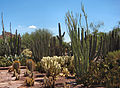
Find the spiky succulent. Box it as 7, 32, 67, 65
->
12, 61, 20, 74
21, 49, 32, 57
41, 56, 61, 77
26, 59, 35, 72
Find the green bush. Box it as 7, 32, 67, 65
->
77, 50, 120, 87
0, 56, 12, 67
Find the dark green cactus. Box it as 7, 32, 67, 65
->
57, 23, 65, 56
65, 6, 104, 78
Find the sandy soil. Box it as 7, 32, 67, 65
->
0, 68, 80, 88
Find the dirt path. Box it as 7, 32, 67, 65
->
0, 69, 81, 88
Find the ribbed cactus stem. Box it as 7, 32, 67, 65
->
57, 23, 65, 55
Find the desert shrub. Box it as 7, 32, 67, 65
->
67, 56, 75, 74
0, 56, 12, 67
22, 29, 52, 61
77, 50, 120, 87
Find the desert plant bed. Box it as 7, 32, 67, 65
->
0, 68, 87, 88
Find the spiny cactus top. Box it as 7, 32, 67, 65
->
26, 59, 35, 72
13, 61, 20, 70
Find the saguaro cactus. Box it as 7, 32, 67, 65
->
57, 23, 65, 56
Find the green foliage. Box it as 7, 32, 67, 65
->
77, 50, 120, 87
22, 29, 52, 61
0, 56, 12, 67
65, 7, 90, 77
0, 39, 6, 56
36, 61, 45, 73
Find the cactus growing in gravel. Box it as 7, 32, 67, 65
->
12, 61, 20, 74
40, 56, 61, 77
25, 73, 34, 86
25, 77, 34, 86
43, 76, 54, 88
26, 59, 35, 72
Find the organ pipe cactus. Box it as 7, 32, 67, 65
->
65, 5, 102, 78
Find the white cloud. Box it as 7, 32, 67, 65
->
28, 25, 37, 29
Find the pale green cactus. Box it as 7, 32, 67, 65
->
41, 56, 61, 77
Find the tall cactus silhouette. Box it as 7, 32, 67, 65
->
57, 23, 65, 56
65, 5, 103, 77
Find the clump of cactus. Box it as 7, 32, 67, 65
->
62, 67, 70, 77
21, 49, 32, 57
41, 56, 62, 88
40, 56, 75, 75
41, 56, 61, 77
12, 61, 20, 74
12, 61, 20, 80
25, 73, 34, 86
43, 76, 54, 88
24, 59, 35, 77
26, 59, 35, 72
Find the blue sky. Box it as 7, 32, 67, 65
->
0, 0, 120, 42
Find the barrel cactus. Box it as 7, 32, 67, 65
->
12, 61, 20, 74
26, 59, 35, 72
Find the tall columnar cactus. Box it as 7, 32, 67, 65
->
57, 23, 65, 56
65, 5, 103, 77
49, 36, 56, 56
10, 22, 13, 55
9, 27, 21, 56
